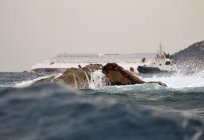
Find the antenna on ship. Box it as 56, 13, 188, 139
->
159, 43, 166, 55
159, 43, 163, 55
158, 43, 168, 59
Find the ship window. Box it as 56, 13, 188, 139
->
165, 61, 171, 65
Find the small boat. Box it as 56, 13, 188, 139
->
137, 66, 161, 73
137, 45, 176, 74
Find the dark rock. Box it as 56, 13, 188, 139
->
102, 63, 167, 87
102, 63, 146, 85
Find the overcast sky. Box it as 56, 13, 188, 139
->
0, 0, 204, 71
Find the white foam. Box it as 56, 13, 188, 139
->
14, 67, 204, 91
143, 71, 204, 89
87, 69, 204, 92
89, 70, 107, 89
15, 73, 63, 88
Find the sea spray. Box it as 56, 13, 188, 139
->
12, 69, 204, 91
174, 59, 204, 74
143, 70, 204, 89
14, 73, 62, 88
89, 70, 107, 89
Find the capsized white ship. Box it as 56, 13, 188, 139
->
30, 51, 176, 74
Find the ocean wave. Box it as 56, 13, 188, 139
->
0, 83, 204, 140
83, 83, 204, 95
11, 70, 204, 91
14, 73, 62, 88
0, 72, 50, 87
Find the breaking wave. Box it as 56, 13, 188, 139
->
0, 83, 204, 140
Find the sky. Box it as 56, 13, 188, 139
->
0, 0, 204, 72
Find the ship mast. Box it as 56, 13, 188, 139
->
157, 43, 167, 59
159, 43, 163, 55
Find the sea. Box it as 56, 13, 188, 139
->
0, 55, 204, 140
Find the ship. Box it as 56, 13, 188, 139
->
30, 47, 176, 74
137, 44, 176, 74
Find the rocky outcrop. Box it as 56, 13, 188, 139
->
34, 63, 167, 89
172, 41, 204, 72
34, 68, 89, 89
34, 64, 102, 89
173, 41, 204, 61
54, 68, 89, 89
102, 63, 167, 87
102, 63, 145, 85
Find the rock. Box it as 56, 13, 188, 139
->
54, 68, 89, 89
173, 41, 204, 62
34, 68, 89, 89
34, 63, 167, 88
102, 63, 146, 85
83, 64, 102, 71
172, 41, 204, 72
34, 75, 55, 84
102, 63, 167, 87
147, 81, 167, 87
33, 64, 102, 89
82, 64, 103, 79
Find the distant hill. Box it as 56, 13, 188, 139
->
173, 41, 204, 61
172, 41, 204, 72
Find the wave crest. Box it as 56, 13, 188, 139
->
0, 83, 203, 140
